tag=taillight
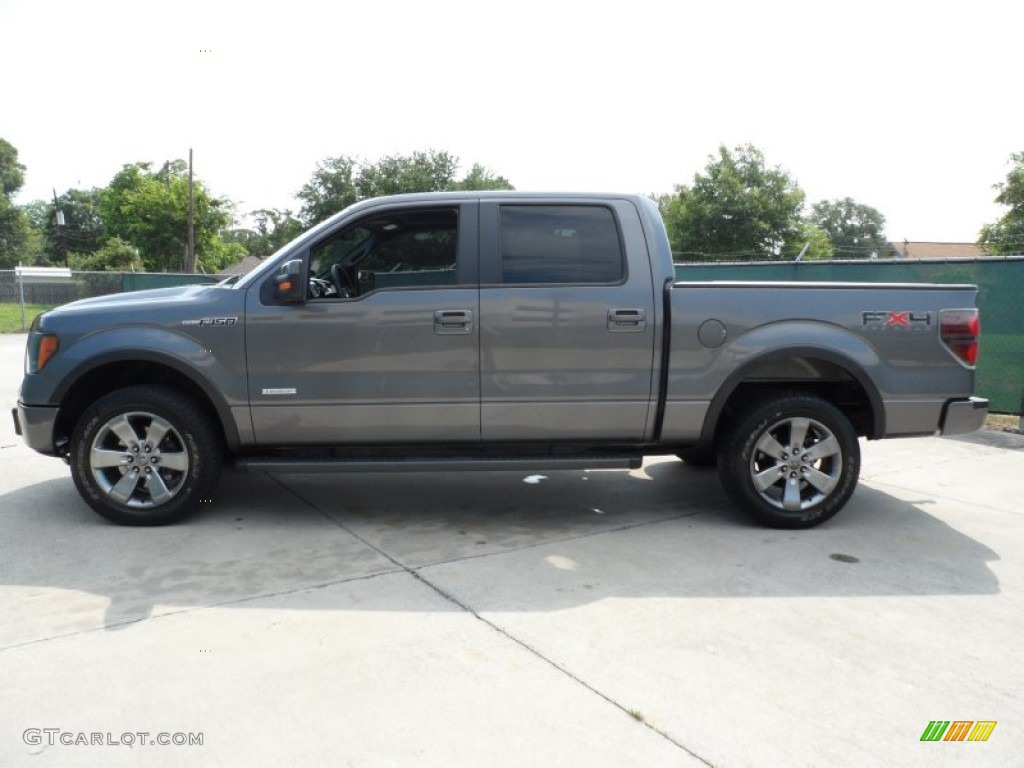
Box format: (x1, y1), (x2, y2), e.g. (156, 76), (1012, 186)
(940, 309), (980, 367)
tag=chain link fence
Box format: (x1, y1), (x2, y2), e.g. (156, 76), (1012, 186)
(675, 256), (1024, 415)
(0, 270), (219, 330)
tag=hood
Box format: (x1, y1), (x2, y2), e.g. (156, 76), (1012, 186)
(54, 283), (216, 312)
(36, 282), (243, 337)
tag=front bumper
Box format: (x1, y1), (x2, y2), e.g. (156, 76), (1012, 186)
(940, 396), (989, 436)
(12, 402), (60, 455)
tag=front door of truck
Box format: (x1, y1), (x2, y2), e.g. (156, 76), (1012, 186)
(477, 199), (657, 441)
(245, 202), (480, 445)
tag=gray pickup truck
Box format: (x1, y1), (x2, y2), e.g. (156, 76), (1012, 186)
(13, 192), (987, 528)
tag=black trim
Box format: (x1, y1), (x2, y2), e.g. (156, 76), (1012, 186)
(651, 277), (674, 442)
(51, 351), (242, 449)
(698, 347), (886, 442)
(237, 453), (642, 474)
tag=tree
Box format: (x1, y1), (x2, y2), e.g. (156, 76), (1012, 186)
(68, 236), (143, 271)
(99, 161), (243, 272)
(810, 198), (887, 259)
(25, 188), (107, 266)
(18, 200), (47, 265)
(227, 208), (304, 256)
(979, 151), (1024, 255)
(0, 137), (31, 268)
(297, 150), (514, 227)
(784, 220), (834, 261)
(660, 144), (806, 260)
(452, 163), (515, 191)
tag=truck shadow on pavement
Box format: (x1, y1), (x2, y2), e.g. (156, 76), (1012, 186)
(0, 457), (1000, 646)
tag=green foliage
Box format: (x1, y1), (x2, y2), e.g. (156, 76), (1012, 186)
(452, 163), (514, 191)
(810, 198), (887, 258)
(228, 208), (304, 256)
(99, 161), (240, 272)
(0, 138), (25, 197)
(19, 215), (45, 266)
(26, 188), (107, 266)
(0, 204), (32, 268)
(979, 151), (1024, 254)
(0, 138), (30, 268)
(297, 150), (514, 226)
(68, 237), (143, 271)
(198, 237), (247, 273)
(783, 220), (834, 261)
(18, 199), (48, 266)
(660, 144), (806, 261)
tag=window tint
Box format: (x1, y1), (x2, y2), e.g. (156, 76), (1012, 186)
(499, 205), (624, 284)
(310, 208), (458, 297)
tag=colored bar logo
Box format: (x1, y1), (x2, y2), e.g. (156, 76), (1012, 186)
(920, 721), (997, 742)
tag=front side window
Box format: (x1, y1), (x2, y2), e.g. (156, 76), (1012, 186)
(499, 205), (624, 284)
(309, 208), (458, 298)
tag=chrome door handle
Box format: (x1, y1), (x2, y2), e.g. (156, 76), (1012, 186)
(434, 309), (474, 335)
(607, 308), (646, 332)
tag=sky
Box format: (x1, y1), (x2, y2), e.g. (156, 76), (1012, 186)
(2, 0), (1022, 243)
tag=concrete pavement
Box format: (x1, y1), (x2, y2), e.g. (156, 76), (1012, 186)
(1, 332), (1020, 766)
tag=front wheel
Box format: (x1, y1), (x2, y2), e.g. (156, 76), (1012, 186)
(717, 393), (860, 529)
(70, 386), (223, 525)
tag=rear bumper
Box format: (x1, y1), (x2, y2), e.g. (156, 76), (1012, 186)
(12, 402), (60, 455)
(940, 396), (989, 436)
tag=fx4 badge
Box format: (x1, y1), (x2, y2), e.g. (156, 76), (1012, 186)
(181, 317), (239, 327)
(862, 311), (932, 330)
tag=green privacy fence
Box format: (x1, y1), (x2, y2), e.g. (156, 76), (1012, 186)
(674, 257), (1024, 414)
(120, 272), (219, 292)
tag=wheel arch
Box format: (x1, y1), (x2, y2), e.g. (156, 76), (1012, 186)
(699, 346), (885, 444)
(52, 353), (240, 454)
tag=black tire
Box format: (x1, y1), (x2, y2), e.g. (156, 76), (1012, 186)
(70, 386), (223, 525)
(676, 444), (718, 468)
(716, 393), (860, 529)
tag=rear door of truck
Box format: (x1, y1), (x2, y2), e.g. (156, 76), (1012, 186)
(477, 197), (658, 441)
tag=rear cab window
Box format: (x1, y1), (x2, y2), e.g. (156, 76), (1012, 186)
(498, 205), (625, 285)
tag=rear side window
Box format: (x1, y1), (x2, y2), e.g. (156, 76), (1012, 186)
(499, 205), (624, 284)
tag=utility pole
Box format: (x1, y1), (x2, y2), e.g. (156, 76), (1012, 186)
(185, 148), (196, 273)
(52, 188), (67, 267)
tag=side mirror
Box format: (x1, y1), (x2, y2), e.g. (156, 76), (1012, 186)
(274, 259), (306, 303)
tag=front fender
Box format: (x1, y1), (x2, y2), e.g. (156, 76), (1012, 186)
(24, 325), (248, 449)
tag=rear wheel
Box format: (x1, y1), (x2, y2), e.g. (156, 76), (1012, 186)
(70, 386), (223, 525)
(717, 393), (860, 528)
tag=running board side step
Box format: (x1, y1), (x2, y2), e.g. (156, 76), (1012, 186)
(235, 454), (642, 474)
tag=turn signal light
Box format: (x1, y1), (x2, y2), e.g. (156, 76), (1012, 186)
(26, 333), (59, 374)
(940, 309), (980, 367)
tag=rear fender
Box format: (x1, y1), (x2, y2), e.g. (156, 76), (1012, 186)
(697, 323), (885, 442)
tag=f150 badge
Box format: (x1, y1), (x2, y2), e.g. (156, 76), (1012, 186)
(181, 317), (238, 326)
(862, 311), (932, 330)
